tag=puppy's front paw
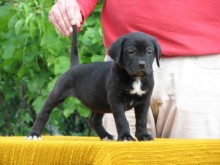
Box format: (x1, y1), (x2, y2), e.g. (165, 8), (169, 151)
(137, 134), (154, 141)
(118, 134), (136, 141)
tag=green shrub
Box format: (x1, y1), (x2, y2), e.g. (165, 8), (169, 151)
(0, 0), (104, 136)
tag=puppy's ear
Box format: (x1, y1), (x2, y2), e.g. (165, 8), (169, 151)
(108, 37), (125, 64)
(153, 38), (161, 67)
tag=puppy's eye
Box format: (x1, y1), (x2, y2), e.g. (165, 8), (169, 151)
(146, 48), (153, 55)
(128, 47), (136, 55)
(128, 49), (135, 55)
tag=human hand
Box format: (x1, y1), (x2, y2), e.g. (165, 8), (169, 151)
(48, 0), (82, 36)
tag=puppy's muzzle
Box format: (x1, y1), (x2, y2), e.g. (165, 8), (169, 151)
(132, 60), (152, 77)
(138, 60), (146, 68)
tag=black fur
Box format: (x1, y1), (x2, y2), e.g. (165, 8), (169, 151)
(28, 26), (161, 141)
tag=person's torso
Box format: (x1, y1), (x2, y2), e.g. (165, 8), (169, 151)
(101, 0), (220, 56)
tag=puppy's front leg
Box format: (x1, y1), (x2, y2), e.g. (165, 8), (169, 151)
(134, 98), (154, 141)
(110, 103), (135, 141)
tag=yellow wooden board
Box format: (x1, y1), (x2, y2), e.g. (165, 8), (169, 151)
(0, 136), (219, 165)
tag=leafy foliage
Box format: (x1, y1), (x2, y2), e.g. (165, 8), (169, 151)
(0, 0), (105, 136)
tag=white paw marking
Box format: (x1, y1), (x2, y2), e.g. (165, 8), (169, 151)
(25, 135), (41, 140)
(102, 136), (117, 141)
(130, 78), (147, 96)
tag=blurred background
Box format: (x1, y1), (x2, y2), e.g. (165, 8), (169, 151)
(0, 0), (104, 136)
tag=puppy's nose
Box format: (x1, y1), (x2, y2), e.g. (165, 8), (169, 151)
(139, 60), (146, 68)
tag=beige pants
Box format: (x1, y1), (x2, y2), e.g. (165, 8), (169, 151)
(103, 54), (220, 138)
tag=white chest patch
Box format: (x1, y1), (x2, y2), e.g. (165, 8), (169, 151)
(130, 78), (147, 96)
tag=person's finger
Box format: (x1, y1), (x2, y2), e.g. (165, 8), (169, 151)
(74, 2), (83, 28)
(49, 6), (64, 35)
(57, 0), (72, 35)
(75, 8), (82, 28)
(52, 4), (69, 35)
(66, 0), (82, 28)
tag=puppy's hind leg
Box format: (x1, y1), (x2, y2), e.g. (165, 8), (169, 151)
(27, 76), (73, 140)
(90, 112), (116, 140)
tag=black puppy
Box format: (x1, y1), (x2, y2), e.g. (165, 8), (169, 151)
(27, 26), (161, 141)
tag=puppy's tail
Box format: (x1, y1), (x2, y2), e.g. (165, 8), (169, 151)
(70, 25), (79, 66)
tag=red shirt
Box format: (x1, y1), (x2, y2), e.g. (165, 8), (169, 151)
(78, 0), (220, 57)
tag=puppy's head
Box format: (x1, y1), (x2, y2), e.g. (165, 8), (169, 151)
(108, 32), (161, 77)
